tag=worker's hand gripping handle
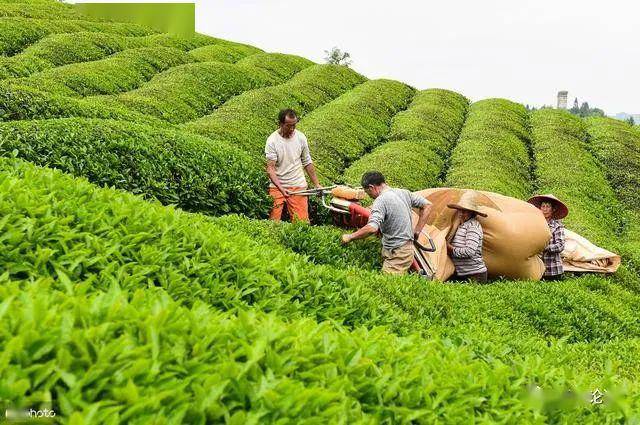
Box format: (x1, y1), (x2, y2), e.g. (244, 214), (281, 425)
(413, 235), (436, 252)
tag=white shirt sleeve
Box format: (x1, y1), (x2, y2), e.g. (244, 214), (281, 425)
(265, 135), (277, 162)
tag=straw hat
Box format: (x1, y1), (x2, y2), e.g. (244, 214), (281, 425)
(527, 194), (568, 219)
(447, 190), (489, 218)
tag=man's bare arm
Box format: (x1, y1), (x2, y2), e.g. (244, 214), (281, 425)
(266, 160), (289, 197)
(304, 163), (321, 188)
(342, 225), (378, 244)
(413, 204), (432, 239)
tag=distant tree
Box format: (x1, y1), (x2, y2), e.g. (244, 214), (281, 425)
(568, 98), (605, 118)
(570, 98), (580, 115)
(324, 47), (352, 66)
(626, 116), (635, 126)
(580, 102), (590, 115)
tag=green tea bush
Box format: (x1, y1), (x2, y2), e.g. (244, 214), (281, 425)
(234, 52), (313, 81)
(112, 53), (312, 123)
(3, 279), (638, 424)
(530, 109), (626, 244)
(445, 98), (532, 198)
(0, 82), (168, 123)
(0, 17), (153, 56)
(189, 42), (262, 63)
(295, 79), (414, 183)
(212, 215), (382, 270)
(0, 32), (132, 79)
(0, 31), (251, 79)
(0, 1), (86, 20)
(14, 47), (193, 97)
(343, 88), (468, 190)
(585, 116), (640, 212)
(0, 119), (270, 216)
(182, 64), (366, 155)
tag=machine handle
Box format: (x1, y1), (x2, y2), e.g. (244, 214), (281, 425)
(414, 233), (436, 252)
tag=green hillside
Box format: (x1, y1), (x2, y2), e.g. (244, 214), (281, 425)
(0, 0), (639, 423)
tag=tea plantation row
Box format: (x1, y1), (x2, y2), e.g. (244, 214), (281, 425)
(343, 88), (468, 190)
(0, 30), (259, 79)
(445, 98), (533, 198)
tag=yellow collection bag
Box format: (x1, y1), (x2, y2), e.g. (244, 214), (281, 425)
(412, 188), (550, 281)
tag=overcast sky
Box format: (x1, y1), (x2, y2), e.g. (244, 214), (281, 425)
(194, 0), (638, 114)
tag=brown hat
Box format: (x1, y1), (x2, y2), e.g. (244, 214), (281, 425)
(447, 190), (489, 218)
(527, 194), (569, 219)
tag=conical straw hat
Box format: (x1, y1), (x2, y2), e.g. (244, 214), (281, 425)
(447, 190), (489, 217)
(527, 194), (569, 219)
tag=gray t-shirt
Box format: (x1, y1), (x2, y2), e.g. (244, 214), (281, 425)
(367, 188), (430, 250)
(264, 129), (312, 188)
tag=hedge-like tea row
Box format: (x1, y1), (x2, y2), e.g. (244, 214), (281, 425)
(4, 279), (638, 424)
(529, 109), (625, 244)
(234, 52), (314, 82)
(293, 79), (414, 183)
(343, 88), (468, 190)
(0, 17), (153, 56)
(189, 42), (263, 63)
(0, 31), (259, 79)
(445, 98), (532, 199)
(585, 117), (640, 212)
(0, 32), (133, 79)
(0, 118), (270, 216)
(0, 1), (87, 20)
(0, 81), (169, 123)
(182, 64), (367, 155)
(212, 215), (382, 270)
(13, 47), (193, 97)
(111, 53), (313, 123)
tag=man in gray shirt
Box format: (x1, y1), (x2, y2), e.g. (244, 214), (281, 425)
(341, 171), (432, 275)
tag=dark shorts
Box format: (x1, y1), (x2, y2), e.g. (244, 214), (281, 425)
(542, 274), (564, 281)
(453, 271), (488, 284)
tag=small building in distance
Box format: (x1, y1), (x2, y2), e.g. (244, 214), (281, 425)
(557, 90), (568, 109)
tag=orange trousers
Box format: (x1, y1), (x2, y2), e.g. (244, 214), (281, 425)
(269, 187), (309, 222)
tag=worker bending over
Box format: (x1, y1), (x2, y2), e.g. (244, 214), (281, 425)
(341, 171), (432, 275)
(265, 108), (321, 222)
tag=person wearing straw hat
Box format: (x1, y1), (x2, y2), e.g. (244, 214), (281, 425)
(446, 190), (489, 283)
(527, 194), (568, 280)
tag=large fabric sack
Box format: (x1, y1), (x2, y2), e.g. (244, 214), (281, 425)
(562, 229), (621, 273)
(412, 188), (550, 281)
